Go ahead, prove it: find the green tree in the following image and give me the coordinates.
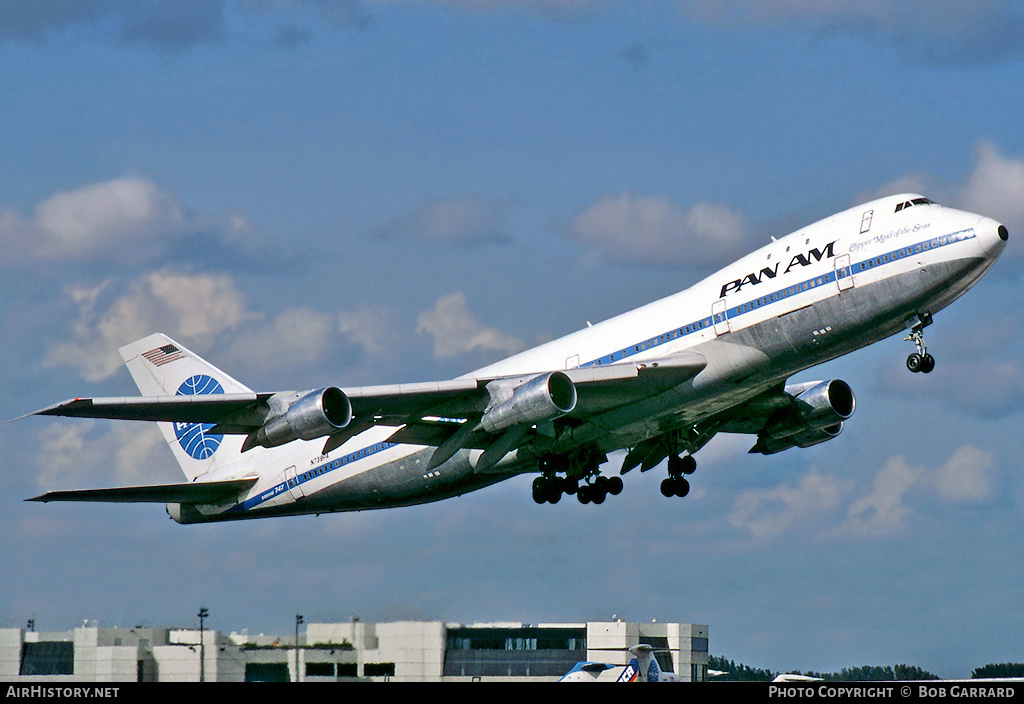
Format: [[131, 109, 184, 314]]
[[708, 655, 774, 681], [972, 663, 1024, 679], [709, 656, 939, 682], [820, 664, 937, 681]]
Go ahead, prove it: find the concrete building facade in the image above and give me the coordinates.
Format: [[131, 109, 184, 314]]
[[0, 619, 708, 683]]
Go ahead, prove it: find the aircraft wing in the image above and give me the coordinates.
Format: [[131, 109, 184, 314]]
[[20, 349, 712, 474], [343, 353, 706, 422], [22, 353, 708, 449], [564, 352, 708, 412], [25, 393, 269, 424], [26, 477, 258, 504]]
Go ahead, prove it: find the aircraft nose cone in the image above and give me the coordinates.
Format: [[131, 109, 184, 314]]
[[977, 216, 1009, 259]]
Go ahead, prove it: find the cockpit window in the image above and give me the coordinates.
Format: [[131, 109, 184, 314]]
[[895, 198, 935, 212]]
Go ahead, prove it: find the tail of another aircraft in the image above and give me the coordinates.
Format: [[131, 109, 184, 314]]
[[629, 645, 681, 682], [119, 333, 252, 482]]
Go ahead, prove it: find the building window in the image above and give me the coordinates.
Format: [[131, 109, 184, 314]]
[[19, 642, 73, 676], [245, 662, 290, 682], [364, 662, 396, 677], [306, 662, 335, 677]]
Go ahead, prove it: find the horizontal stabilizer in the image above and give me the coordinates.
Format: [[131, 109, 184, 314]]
[[27, 477, 257, 504]]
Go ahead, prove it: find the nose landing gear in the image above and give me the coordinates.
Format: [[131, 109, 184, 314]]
[[904, 314, 935, 374]]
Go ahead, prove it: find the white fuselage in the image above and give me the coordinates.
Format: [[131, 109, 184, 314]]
[[174, 194, 1006, 523]]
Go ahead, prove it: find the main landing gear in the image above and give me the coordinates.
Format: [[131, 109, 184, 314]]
[[532, 448, 623, 505], [531, 473, 623, 505], [532, 444, 699, 504], [660, 453, 696, 498], [904, 313, 935, 374]]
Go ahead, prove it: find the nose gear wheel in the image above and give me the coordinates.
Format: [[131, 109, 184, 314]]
[[904, 314, 935, 374]]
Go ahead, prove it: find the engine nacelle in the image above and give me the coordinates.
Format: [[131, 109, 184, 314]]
[[751, 422, 844, 456], [764, 379, 855, 442], [481, 372, 577, 434], [790, 379, 855, 427], [254, 387, 352, 449], [749, 380, 854, 455]]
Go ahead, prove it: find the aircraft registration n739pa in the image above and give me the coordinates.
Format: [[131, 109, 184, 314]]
[[23, 194, 1008, 523]]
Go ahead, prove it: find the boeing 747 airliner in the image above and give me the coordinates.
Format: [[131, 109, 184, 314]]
[[24, 194, 1008, 523]]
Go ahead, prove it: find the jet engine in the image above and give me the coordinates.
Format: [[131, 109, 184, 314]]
[[751, 421, 845, 455], [749, 380, 854, 455], [481, 371, 577, 433], [251, 387, 352, 449]]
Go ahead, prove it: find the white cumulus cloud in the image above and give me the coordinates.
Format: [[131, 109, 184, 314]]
[[416, 292, 525, 359], [223, 308, 337, 372], [0, 175, 255, 265], [843, 445, 998, 537], [844, 455, 923, 537], [729, 468, 849, 539], [561, 192, 748, 268], [44, 270, 258, 382], [34, 421, 180, 491], [375, 194, 510, 247], [859, 142, 1024, 245], [956, 142, 1024, 235]]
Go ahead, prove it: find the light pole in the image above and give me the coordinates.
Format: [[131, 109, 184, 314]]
[[198, 607, 209, 683], [295, 614, 304, 682]]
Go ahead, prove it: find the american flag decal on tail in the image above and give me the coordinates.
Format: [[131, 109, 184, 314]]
[[142, 344, 185, 367]]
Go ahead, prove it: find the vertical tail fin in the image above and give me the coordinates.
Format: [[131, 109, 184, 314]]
[[616, 658, 640, 682], [119, 333, 251, 482], [629, 644, 676, 682]]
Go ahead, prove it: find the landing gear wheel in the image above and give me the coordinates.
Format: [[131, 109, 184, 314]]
[[577, 484, 591, 504], [533, 476, 569, 504], [661, 477, 690, 498], [920, 353, 935, 373], [578, 483, 607, 504], [664, 452, 695, 497], [904, 314, 935, 374], [675, 477, 690, 497], [907, 352, 936, 374], [669, 453, 697, 475], [532, 476, 549, 504], [661, 478, 675, 497], [607, 476, 623, 495], [907, 353, 923, 373]]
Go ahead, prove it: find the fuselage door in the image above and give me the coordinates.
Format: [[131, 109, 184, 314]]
[[284, 466, 304, 501], [712, 299, 730, 335], [835, 254, 853, 291], [860, 210, 874, 234]]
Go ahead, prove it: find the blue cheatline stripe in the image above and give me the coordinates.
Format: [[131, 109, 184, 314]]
[[224, 441, 399, 513], [219, 227, 974, 515], [578, 228, 976, 369]]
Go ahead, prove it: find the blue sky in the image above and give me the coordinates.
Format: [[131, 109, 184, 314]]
[[3, 0, 1024, 678]]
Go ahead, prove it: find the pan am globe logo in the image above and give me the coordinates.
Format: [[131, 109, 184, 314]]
[[174, 375, 224, 460]]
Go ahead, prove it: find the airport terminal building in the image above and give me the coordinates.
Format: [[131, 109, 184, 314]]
[[0, 619, 709, 682]]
